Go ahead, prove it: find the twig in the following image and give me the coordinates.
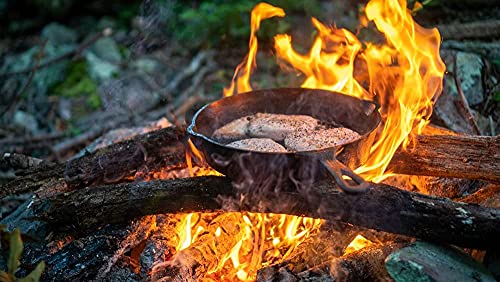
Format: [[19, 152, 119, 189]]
[[489, 115, 496, 136], [0, 40, 47, 117], [51, 117, 124, 160], [159, 50, 214, 98], [452, 54, 482, 135], [0, 28, 112, 78], [0, 132, 65, 146]]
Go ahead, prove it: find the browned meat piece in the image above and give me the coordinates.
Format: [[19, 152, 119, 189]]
[[247, 113, 318, 141], [212, 116, 253, 143], [284, 127, 360, 151], [227, 138, 287, 152]]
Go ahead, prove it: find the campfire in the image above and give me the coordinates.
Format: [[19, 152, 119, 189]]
[[167, 0, 446, 279], [1, 0, 499, 281]]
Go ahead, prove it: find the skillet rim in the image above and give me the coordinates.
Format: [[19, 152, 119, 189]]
[[187, 88, 381, 155]]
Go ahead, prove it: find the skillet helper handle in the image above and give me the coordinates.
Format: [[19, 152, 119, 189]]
[[320, 159, 370, 194]]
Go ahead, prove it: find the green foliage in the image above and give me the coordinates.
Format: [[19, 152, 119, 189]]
[[51, 59, 101, 110], [0, 227, 45, 282], [167, 0, 323, 49], [493, 91, 500, 102]]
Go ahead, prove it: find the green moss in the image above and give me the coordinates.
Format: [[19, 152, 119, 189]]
[[51, 59, 101, 110]]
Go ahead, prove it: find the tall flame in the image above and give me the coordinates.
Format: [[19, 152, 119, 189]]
[[226, 0, 445, 182], [171, 1, 446, 280], [223, 3, 285, 96]]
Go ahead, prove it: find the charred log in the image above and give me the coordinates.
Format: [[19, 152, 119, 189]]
[[2, 128, 499, 199], [34, 176, 500, 249], [0, 126, 186, 198], [256, 242, 407, 282]]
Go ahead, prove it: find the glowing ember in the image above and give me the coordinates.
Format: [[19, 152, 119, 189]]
[[343, 234, 375, 255], [172, 212, 322, 281], [174, 0, 446, 280]]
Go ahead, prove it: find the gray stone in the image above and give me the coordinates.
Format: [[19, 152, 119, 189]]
[[85, 51, 119, 82], [90, 37, 122, 64], [41, 22, 77, 46], [434, 78, 477, 135], [97, 74, 159, 114], [1, 38, 73, 98], [386, 241, 495, 282], [131, 58, 161, 73], [455, 52, 484, 106], [13, 111, 39, 133]]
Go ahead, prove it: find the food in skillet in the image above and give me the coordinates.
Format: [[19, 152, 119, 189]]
[[246, 113, 318, 141], [227, 138, 287, 152], [284, 127, 360, 151], [212, 113, 361, 152]]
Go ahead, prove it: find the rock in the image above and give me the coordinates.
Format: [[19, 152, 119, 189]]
[[97, 73, 159, 114], [131, 58, 161, 73], [433, 50, 486, 134], [442, 40, 500, 62], [455, 52, 484, 106], [433, 79, 475, 134], [386, 241, 495, 282], [85, 51, 119, 81], [13, 111, 39, 133], [90, 37, 122, 64], [41, 22, 77, 46]]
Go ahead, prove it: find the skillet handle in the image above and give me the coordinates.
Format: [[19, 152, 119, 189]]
[[320, 159, 370, 194]]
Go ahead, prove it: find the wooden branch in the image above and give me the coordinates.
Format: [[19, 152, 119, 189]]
[[258, 242, 406, 281], [452, 53, 481, 135], [34, 176, 500, 249], [387, 134, 500, 183], [0, 126, 186, 198], [3, 127, 498, 199]]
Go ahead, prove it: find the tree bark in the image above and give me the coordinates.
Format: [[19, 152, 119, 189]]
[[34, 176, 500, 249], [0, 126, 187, 198], [387, 134, 500, 183], [2, 128, 498, 199]]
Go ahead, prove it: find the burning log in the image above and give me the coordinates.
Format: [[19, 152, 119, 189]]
[[2, 127, 498, 199], [0, 126, 186, 198], [326, 242, 407, 281], [256, 242, 407, 281], [34, 176, 500, 249]]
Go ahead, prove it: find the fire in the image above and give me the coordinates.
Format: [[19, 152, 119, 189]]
[[343, 234, 375, 255], [223, 3, 285, 97], [173, 212, 322, 281], [226, 0, 445, 182], [174, 149, 322, 280], [171, 1, 446, 280]]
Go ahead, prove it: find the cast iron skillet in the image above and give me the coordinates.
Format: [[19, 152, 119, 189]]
[[187, 88, 381, 193]]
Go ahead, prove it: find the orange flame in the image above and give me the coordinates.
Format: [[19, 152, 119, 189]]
[[223, 3, 285, 97], [172, 1, 446, 280], [343, 234, 375, 255], [226, 0, 445, 182], [173, 212, 322, 281]]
